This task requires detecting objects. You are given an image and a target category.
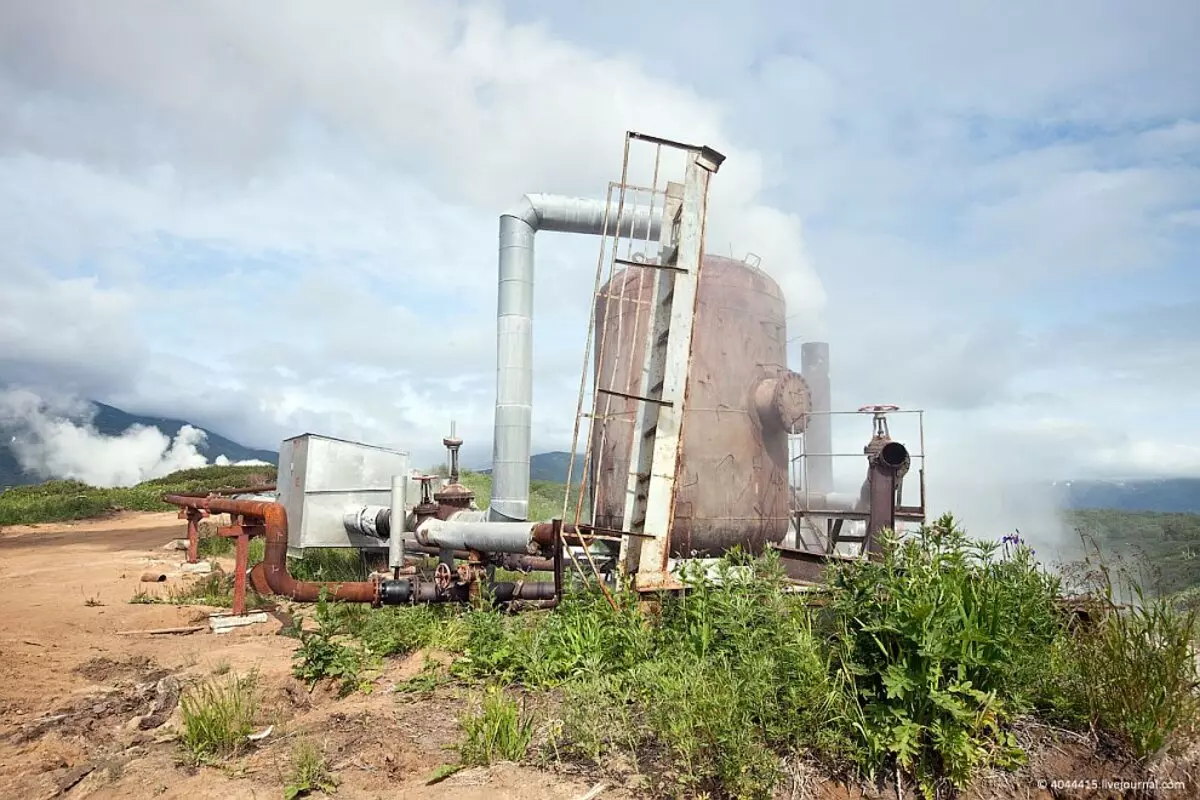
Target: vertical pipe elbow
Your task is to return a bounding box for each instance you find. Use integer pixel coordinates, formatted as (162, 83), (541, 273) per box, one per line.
(162, 495), (380, 604)
(491, 194), (667, 524)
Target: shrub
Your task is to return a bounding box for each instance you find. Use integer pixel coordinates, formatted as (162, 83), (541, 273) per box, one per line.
(179, 671), (261, 763)
(551, 556), (844, 798)
(823, 514), (1063, 797)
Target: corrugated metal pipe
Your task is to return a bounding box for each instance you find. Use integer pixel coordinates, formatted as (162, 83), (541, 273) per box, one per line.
(491, 194), (663, 522)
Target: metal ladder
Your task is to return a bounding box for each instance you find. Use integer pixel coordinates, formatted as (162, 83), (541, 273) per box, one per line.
(561, 132), (724, 595)
(611, 135), (723, 591)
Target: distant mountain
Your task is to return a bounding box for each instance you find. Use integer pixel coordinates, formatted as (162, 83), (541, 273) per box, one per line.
(1056, 478), (1200, 514)
(0, 400), (278, 488)
(89, 403), (278, 464)
(477, 451), (586, 484)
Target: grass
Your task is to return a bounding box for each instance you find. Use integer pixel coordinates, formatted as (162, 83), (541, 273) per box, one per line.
(284, 739), (338, 799)
(0, 464), (276, 526)
(1048, 536), (1200, 756)
(179, 670), (261, 764)
(130, 571), (273, 610)
(288, 516), (1199, 799)
(459, 685), (536, 766)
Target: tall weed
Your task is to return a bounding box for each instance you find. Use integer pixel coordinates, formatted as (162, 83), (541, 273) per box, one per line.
(824, 514), (1063, 797)
(179, 670), (261, 763)
(459, 685), (535, 765)
(1052, 539), (1199, 755)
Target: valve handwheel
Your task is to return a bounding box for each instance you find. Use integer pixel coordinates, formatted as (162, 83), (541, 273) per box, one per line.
(434, 562), (453, 591)
(858, 404), (900, 414)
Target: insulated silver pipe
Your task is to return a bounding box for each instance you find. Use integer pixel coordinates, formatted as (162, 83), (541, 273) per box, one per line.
(491, 194), (663, 522)
(415, 516), (541, 555)
(389, 475), (406, 570)
(800, 342), (832, 495)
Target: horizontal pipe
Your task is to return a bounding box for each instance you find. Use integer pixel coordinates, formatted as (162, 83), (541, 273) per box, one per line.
(416, 517), (540, 555)
(793, 490), (866, 513)
(378, 578), (557, 605)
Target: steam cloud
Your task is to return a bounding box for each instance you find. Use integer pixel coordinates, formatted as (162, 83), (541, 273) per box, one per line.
(0, 389), (269, 488)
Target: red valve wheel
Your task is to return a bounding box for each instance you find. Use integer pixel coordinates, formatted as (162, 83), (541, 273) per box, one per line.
(434, 562), (453, 591)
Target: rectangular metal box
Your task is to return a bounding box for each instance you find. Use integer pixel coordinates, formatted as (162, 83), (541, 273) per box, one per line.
(278, 433), (410, 556)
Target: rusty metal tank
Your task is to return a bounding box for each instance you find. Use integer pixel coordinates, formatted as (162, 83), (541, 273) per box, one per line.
(589, 254), (809, 556)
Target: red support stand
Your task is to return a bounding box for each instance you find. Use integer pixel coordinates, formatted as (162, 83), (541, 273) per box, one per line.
(217, 514), (266, 617)
(232, 529), (249, 616)
(183, 507), (206, 564)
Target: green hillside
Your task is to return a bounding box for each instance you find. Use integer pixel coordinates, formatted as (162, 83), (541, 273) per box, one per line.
(1066, 507), (1200, 597)
(0, 465), (588, 528)
(0, 464), (276, 526)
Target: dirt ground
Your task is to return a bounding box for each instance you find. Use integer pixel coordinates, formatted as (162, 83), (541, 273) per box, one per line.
(0, 513), (624, 800)
(1, 513), (1196, 800)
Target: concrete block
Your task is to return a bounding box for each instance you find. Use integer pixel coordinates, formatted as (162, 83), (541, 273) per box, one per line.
(208, 612), (270, 634)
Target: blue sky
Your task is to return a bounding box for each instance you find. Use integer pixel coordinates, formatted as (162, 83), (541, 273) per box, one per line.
(0, 0), (1198, 535)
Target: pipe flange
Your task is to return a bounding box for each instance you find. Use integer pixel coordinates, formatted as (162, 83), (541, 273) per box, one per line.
(754, 371), (811, 433)
(774, 371), (811, 432)
(433, 482), (475, 505)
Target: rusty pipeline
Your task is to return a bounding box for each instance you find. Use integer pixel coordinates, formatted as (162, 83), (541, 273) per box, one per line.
(864, 440), (909, 553)
(163, 494), (559, 606)
(163, 494), (381, 604)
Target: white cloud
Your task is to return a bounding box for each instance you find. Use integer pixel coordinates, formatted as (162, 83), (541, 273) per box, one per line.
(0, 388), (208, 486)
(0, 0), (1196, 533)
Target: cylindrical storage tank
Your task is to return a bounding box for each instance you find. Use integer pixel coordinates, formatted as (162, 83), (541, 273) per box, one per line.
(589, 254), (807, 556)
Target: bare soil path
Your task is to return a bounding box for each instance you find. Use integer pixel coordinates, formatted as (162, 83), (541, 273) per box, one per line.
(0, 513), (613, 799)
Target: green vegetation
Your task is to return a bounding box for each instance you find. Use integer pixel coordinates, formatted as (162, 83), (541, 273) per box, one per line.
(1047, 537), (1200, 756)
(179, 670), (262, 764)
(289, 515), (1198, 799)
(455, 469), (588, 523)
(290, 594), (466, 697)
(8, 464), (1199, 794)
(0, 464), (276, 526)
(1066, 508), (1200, 596)
(131, 571), (274, 610)
(825, 520), (1059, 794)
(459, 685), (536, 765)
(284, 739), (339, 799)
